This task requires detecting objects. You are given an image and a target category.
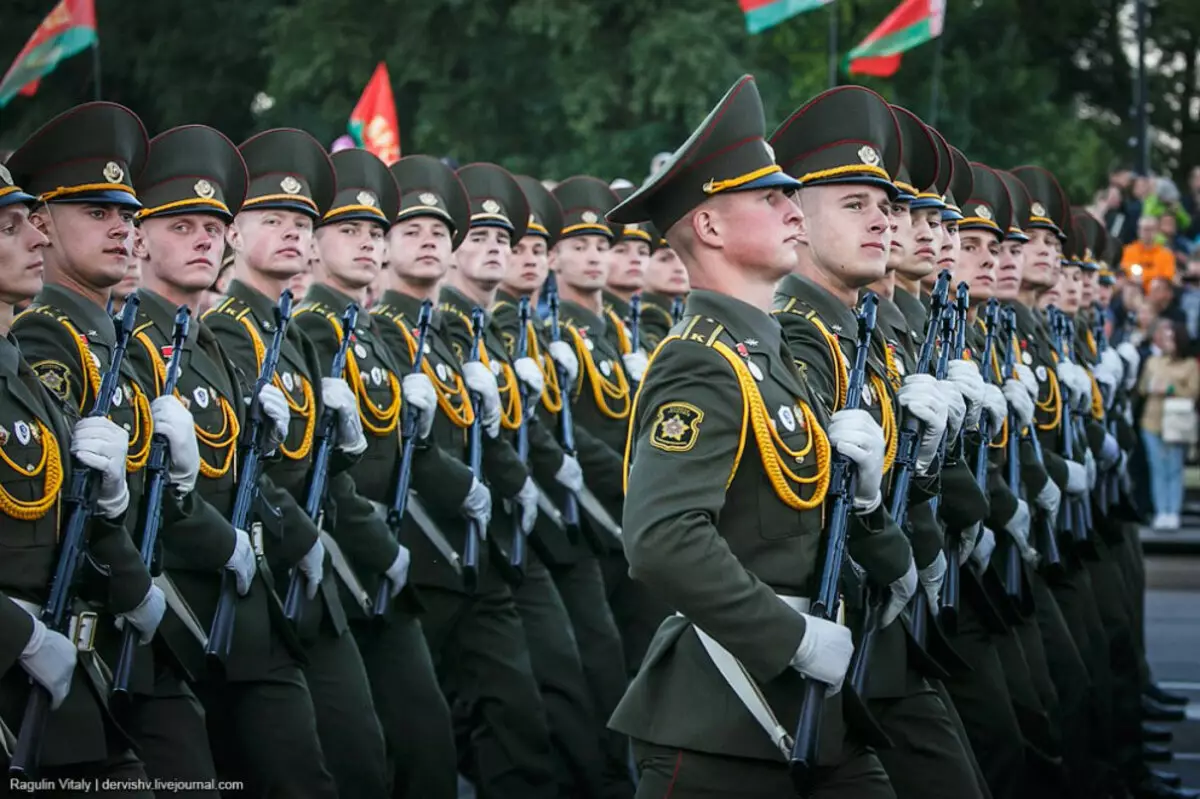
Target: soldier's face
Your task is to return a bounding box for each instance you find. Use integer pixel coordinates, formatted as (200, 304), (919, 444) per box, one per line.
(1061, 267), (1082, 312)
(887, 200), (911, 272)
(935, 220), (960, 280)
(608, 239), (649, 292)
(1097, 283), (1113, 305)
(140, 213), (227, 293)
(796, 184), (892, 286)
(505, 235), (549, 296)
(995, 238), (1025, 300)
(315, 219), (385, 291)
(955, 230), (999, 300)
(0, 204), (49, 304)
(1080, 270), (1097, 304)
(387, 217), (453, 284)
(32, 202), (136, 290)
(900, 208), (941, 281)
(229, 209), (313, 279)
(455, 225), (510, 289)
(551, 234), (611, 292)
(1037, 266), (1064, 309)
(645, 246), (689, 296)
(1022, 228), (1057, 290)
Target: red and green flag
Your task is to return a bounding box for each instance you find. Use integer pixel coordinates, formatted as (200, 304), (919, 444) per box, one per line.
(348, 63), (401, 166)
(0, 0), (97, 108)
(847, 0), (946, 78)
(740, 0), (835, 35)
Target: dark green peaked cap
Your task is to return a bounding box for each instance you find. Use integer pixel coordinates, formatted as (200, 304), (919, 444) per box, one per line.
(1010, 165), (1068, 240)
(554, 176), (620, 240)
(943, 145), (972, 221)
(928, 128), (954, 201)
(389, 154), (471, 250)
(515, 175), (563, 247)
(1061, 214), (1084, 266)
(996, 170), (1032, 242)
(323, 148), (398, 228)
(891, 105), (940, 204)
(136, 125), (247, 222)
(959, 163), (1011, 239)
(239, 128), (335, 219)
(456, 162), (529, 241)
(0, 162), (35, 209)
(608, 75), (800, 232)
(1072, 209), (1106, 271)
(7, 101), (147, 209)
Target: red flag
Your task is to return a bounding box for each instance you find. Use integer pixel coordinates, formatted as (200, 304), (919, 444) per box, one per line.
(348, 63), (401, 165)
(0, 0), (97, 108)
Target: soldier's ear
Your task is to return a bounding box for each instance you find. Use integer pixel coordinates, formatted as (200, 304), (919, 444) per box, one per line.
(132, 226), (149, 260)
(226, 219), (243, 253)
(792, 190), (810, 246)
(29, 206), (51, 236)
(691, 207), (720, 249)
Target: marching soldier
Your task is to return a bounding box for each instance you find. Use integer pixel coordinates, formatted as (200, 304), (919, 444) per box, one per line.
(637, 225), (688, 352)
(603, 187), (651, 380)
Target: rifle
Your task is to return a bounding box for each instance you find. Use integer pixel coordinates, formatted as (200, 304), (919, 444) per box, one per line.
(9, 294), (141, 777)
(1061, 315), (1096, 532)
(1093, 302), (1119, 513)
(505, 298), (534, 583)
(112, 305), (190, 701)
(375, 300), (434, 617)
(934, 289), (963, 630)
(1046, 307), (1089, 549)
(671, 295), (685, 326)
(789, 292), (878, 796)
(461, 307), (487, 593)
(205, 290), (293, 667)
(629, 293), (642, 355)
(545, 273), (581, 536)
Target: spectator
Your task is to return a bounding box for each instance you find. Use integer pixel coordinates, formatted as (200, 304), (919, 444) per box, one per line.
(1183, 165), (1200, 238)
(1158, 210), (1194, 260)
(1137, 319), (1200, 529)
(1122, 215), (1178, 290)
(1105, 169), (1143, 244)
(1179, 250), (1200, 342)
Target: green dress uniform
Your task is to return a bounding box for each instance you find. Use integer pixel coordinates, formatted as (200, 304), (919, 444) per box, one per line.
(292, 147), (458, 799)
(607, 75), (909, 799)
(370, 154), (557, 799)
(202, 129), (388, 798)
(5, 102), (220, 794)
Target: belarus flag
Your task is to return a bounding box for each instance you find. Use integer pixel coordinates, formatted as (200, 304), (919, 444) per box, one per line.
(740, 0), (835, 35)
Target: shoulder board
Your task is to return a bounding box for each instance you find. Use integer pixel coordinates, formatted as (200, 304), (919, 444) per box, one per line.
(133, 318), (158, 338)
(674, 315), (729, 349)
(437, 303), (474, 331)
(15, 304), (73, 328)
(202, 295), (250, 322)
(493, 299), (515, 314)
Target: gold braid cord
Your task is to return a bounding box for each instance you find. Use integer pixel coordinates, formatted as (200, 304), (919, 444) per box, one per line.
(320, 312), (401, 436)
(604, 308), (632, 356)
(377, 309), (475, 429)
(869, 373), (898, 475)
(527, 322), (563, 413)
(442, 305), (523, 430)
(0, 419), (62, 521)
(1035, 352), (1062, 431)
(238, 316), (315, 461)
(567, 324), (630, 420)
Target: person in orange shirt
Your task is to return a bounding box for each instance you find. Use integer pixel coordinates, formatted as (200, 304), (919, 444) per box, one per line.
(1122, 215), (1178, 290)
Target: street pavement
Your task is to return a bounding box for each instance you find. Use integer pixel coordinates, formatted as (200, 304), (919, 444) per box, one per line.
(1145, 554), (1200, 788)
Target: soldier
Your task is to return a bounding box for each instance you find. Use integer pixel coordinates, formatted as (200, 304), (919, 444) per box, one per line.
(637, 225), (689, 352)
(609, 73), (912, 798)
(204, 128), (389, 797)
(602, 187), (651, 378)
(0, 143), (155, 798)
(291, 146), (459, 798)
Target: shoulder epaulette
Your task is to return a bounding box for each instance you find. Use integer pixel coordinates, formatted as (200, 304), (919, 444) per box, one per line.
(674, 315), (728, 348)
(202, 295), (250, 322)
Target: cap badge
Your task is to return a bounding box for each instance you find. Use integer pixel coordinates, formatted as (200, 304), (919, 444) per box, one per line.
(581, 210), (599, 224)
(975, 205), (993, 221)
(0, 164), (11, 186)
(103, 161), (124, 184)
(419, 192), (438, 206)
(357, 191), (377, 207)
(528, 213), (537, 225)
(482, 199), (501, 214)
(1031, 202), (1047, 218)
(857, 146), (880, 167)
(280, 176), (302, 195)
(194, 179), (215, 199)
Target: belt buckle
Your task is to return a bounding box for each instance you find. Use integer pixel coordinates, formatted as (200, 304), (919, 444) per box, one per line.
(69, 612), (98, 652)
(250, 522), (265, 557)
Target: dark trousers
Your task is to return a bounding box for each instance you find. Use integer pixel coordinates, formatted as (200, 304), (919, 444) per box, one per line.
(599, 549), (670, 679)
(124, 667), (220, 798)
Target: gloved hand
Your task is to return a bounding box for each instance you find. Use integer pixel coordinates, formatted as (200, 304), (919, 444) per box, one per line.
(115, 584), (166, 645)
(1057, 362), (1090, 412)
(514, 477), (539, 534)
(980, 383), (1008, 432)
(1065, 460), (1088, 496)
(225, 527), (257, 596)
(548, 341), (579, 384)
(1116, 342), (1140, 390)
(1099, 432), (1121, 470)
(970, 527), (997, 571)
(896, 374), (948, 474)
(462, 361), (502, 439)
(790, 613), (855, 696)
(1084, 448), (1097, 490)
(150, 395), (200, 494)
(298, 538), (325, 600)
(1071, 365), (1094, 412)
(947, 359), (985, 431)
(321, 377), (367, 455)
(622, 351), (649, 383)
(881, 559), (918, 628)
(461, 477), (492, 536)
(1002, 379), (1035, 430)
(385, 545), (411, 598)
(554, 454), (584, 493)
(959, 523), (981, 566)
(71, 417), (130, 519)
(827, 409), (885, 513)
(258, 383), (291, 448)
(1004, 499), (1033, 557)
(401, 373), (437, 439)
(1036, 477), (1062, 522)
(919, 551), (947, 614)
(1015, 363), (1039, 401)
(19, 615), (77, 710)
(941, 381), (967, 441)
(1096, 350), (1123, 406)
(513, 356), (545, 397)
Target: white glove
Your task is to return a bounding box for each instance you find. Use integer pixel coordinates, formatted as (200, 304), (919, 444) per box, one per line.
(150, 395), (200, 494)
(1084, 448), (1097, 490)
(115, 584), (166, 645)
(1057, 362), (1090, 411)
(827, 409), (885, 513)
(896, 374), (948, 474)
(19, 615), (77, 710)
(554, 454), (584, 493)
(1035, 477), (1062, 522)
(385, 545), (411, 598)
(941, 381), (967, 441)
(980, 384), (1007, 433)
(1116, 342), (1140, 391)
(225, 528), (257, 596)
(947, 360), (985, 431)
(258, 383), (291, 447)
(622, 351), (649, 383)
(71, 417), (130, 519)
(548, 341), (579, 384)
(1071, 366), (1093, 411)
(462, 361), (502, 438)
(401, 373), (436, 439)
(970, 527), (997, 571)
(1065, 460), (1088, 495)
(918, 551), (947, 614)
(461, 477), (492, 536)
(515, 477), (539, 534)
(1096, 350), (1122, 405)
(298, 538), (325, 600)
(1015, 363), (1039, 401)
(321, 377), (367, 455)
(790, 613), (855, 696)
(1002, 379), (1035, 430)
(959, 523), (981, 566)
(513, 357), (545, 397)
(1099, 432), (1121, 470)
(1004, 499), (1033, 556)
(881, 559), (918, 629)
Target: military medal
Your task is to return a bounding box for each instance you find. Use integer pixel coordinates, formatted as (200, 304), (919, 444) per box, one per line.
(1036, 365), (1047, 382)
(584, 338), (594, 351)
(354, 344), (368, 359)
(14, 420), (30, 446)
(194, 386), (210, 409)
(778, 405), (796, 432)
(112, 386), (123, 406)
(1022, 351), (1033, 365)
(123, 384), (133, 403)
(283, 372), (295, 391)
(371, 366), (384, 386)
(0, 425), (10, 446)
(748, 361), (764, 381)
(436, 363), (449, 382)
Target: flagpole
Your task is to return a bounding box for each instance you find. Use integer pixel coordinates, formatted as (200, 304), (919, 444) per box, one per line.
(91, 40), (100, 100)
(827, 1), (839, 89)
(928, 26), (943, 126)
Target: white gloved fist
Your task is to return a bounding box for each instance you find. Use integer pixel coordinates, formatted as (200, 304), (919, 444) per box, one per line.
(513, 356), (545, 397)
(881, 559), (918, 629)
(150, 395), (200, 494)
(401, 373), (437, 439)
(71, 416), (131, 519)
(827, 409), (885, 513)
(115, 584), (166, 645)
(1004, 499), (1033, 555)
(941, 380), (967, 441)
(622, 351), (649, 383)
(980, 383), (1008, 432)
(554, 454), (584, 493)
(225, 527), (258, 596)
(1065, 460), (1088, 496)
(896, 373), (948, 474)
(790, 613), (855, 696)
(385, 545), (411, 598)
(299, 538), (325, 600)
(1036, 477), (1062, 522)
(461, 477), (492, 537)
(515, 477), (539, 534)
(1015, 363), (1039, 401)
(1002, 379), (1035, 430)
(462, 361), (502, 439)
(1099, 432), (1121, 470)
(19, 614), (77, 710)
(1084, 448), (1097, 490)
(1096, 350), (1122, 405)
(258, 383), (291, 447)
(548, 341), (579, 384)
(959, 523), (981, 566)
(919, 551), (946, 614)
(947, 359), (985, 430)
(321, 377), (367, 455)
(1116, 342), (1140, 391)
(1057, 362), (1090, 412)
(970, 527), (997, 571)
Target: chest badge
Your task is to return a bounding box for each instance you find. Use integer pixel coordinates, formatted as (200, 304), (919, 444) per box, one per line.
(584, 338), (595, 351)
(1036, 365), (1048, 383)
(747, 360), (764, 381)
(1022, 351), (1033, 366)
(14, 420), (30, 446)
(862, 382), (874, 407)
(112, 386), (123, 407)
(600, 360), (612, 377)
(371, 366), (384, 386)
(0, 425), (9, 446)
(490, 360), (502, 377)
(282, 372), (295, 392)
(194, 386), (211, 409)
(778, 405), (797, 432)
(435, 362), (450, 382)
(354, 344), (368, 359)
(650, 401), (704, 453)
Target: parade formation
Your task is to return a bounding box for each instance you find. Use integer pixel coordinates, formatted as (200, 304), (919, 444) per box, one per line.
(0, 76), (1192, 799)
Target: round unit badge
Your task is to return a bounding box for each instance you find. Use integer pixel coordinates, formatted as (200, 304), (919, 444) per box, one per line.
(354, 344), (368, 359)
(282, 372), (295, 392)
(194, 386), (210, 409)
(778, 405), (796, 432)
(600, 360), (612, 377)
(14, 421), (30, 446)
